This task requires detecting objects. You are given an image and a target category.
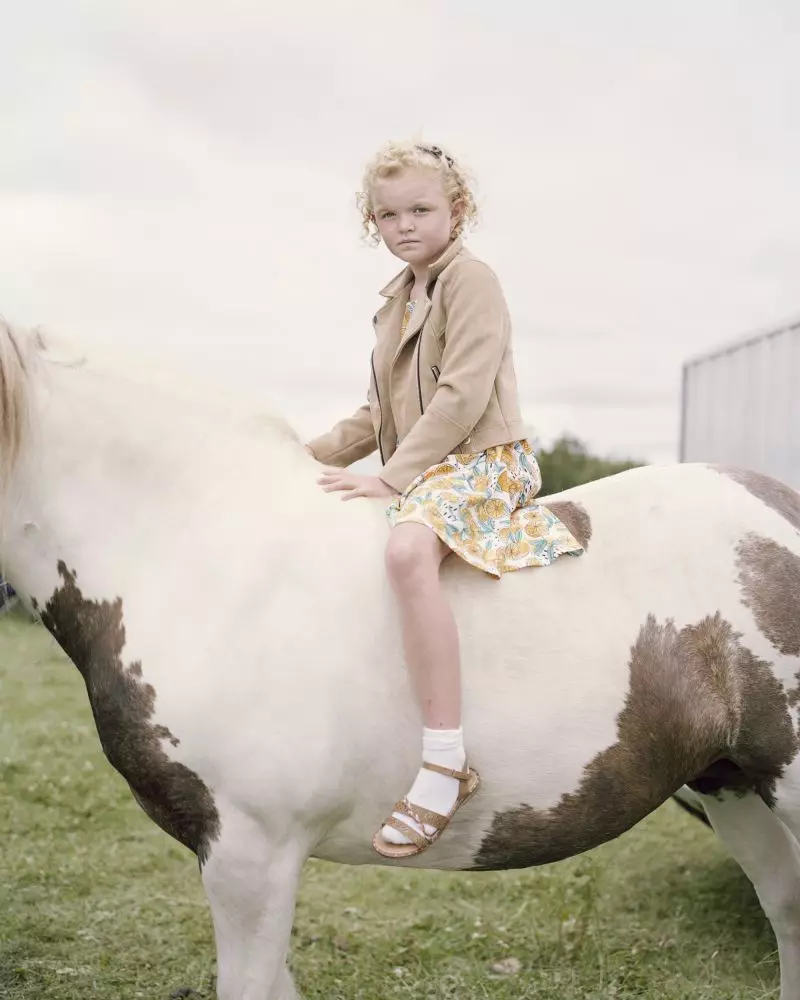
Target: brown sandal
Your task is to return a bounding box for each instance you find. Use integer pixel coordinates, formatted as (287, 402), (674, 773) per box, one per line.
(372, 761), (481, 859)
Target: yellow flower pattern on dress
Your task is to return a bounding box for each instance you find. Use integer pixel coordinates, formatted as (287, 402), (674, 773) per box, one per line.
(387, 439), (583, 576)
(386, 300), (583, 576)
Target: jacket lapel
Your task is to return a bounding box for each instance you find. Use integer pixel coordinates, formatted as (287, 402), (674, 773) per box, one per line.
(394, 297), (432, 359)
(376, 237), (464, 366)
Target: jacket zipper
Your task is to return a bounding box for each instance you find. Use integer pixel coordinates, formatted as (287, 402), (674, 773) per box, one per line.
(415, 338), (424, 415)
(370, 351), (385, 464)
(414, 288), (438, 415)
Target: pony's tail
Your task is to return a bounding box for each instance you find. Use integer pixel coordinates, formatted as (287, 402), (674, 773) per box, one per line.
(0, 316), (33, 487)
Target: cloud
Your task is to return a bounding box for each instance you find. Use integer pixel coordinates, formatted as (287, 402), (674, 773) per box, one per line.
(2, 1), (799, 464)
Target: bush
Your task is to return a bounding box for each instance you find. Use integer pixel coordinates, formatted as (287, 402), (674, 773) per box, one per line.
(536, 435), (641, 497)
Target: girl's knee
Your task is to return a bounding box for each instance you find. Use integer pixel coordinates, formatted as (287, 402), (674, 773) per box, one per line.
(385, 529), (439, 583)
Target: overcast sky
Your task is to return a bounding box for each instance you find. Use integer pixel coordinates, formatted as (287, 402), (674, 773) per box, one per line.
(3, 1), (799, 465)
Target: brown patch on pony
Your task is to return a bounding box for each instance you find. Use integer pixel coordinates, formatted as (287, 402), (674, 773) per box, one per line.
(472, 613), (797, 871)
(33, 561), (221, 864)
(717, 466), (800, 533)
(736, 534), (800, 658)
(543, 501), (592, 550)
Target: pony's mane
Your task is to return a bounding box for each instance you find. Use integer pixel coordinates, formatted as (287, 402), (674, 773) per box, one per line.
(0, 317), (39, 490)
(0, 317), (303, 494)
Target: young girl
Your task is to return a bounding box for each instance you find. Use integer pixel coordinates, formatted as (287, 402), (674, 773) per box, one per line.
(306, 141), (582, 859)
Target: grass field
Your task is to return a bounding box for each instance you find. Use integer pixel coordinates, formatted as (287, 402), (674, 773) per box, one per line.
(0, 608), (780, 999)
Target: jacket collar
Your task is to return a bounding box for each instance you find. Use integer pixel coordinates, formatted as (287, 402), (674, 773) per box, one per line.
(378, 237), (464, 299)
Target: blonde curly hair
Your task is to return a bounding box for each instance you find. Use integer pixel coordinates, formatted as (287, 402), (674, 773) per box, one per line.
(356, 140), (478, 246)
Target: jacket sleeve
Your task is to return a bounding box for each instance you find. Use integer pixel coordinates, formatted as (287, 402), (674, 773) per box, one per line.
(379, 261), (510, 492)
(306, 398), (377, 467)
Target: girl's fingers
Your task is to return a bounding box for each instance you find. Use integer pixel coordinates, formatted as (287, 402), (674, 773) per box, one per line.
(317, 470), (371, 497)
(321, 478), (360, 492)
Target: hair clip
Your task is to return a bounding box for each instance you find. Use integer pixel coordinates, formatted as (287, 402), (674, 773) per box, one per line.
(416, 144), (454, 168)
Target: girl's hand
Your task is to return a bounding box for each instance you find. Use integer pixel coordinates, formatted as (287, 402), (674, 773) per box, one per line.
(317, 469), (397, 501)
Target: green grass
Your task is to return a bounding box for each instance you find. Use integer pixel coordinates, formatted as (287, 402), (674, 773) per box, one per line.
(0, 608), (780, 999)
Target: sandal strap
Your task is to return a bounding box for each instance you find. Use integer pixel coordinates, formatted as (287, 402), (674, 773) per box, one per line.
(382, 814), (429, 849)
(394, 796), (448, 833)
(421, 761), (473, 782)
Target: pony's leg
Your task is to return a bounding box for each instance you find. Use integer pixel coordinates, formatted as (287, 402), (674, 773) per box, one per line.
(699, 789), (800, 999)
(201, 811), (306, 1000)
(770, 761), (800, 838)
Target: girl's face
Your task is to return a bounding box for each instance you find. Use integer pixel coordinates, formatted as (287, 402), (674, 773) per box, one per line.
(371, 169), (458, 270)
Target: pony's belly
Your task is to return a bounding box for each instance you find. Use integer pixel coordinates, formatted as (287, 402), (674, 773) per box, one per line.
(312, 710), (647, 872)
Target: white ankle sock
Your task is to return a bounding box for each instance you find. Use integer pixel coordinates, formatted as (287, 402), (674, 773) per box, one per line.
(382, 727), (466, 846)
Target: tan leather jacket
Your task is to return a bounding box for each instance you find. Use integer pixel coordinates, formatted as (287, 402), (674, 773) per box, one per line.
(307, 238), (527, 492)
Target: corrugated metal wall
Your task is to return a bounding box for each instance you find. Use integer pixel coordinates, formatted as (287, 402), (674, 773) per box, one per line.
(680, 318), (800, 489)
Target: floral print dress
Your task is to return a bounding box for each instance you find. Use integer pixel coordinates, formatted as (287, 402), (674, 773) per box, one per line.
(386, 302), (584, 577)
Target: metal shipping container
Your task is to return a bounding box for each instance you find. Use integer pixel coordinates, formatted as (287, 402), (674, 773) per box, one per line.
(680, 316), (800, 489)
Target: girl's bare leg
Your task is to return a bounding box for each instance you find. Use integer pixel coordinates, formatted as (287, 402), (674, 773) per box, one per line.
(380, 522), (468, 846)
(387, 523), (460, 727)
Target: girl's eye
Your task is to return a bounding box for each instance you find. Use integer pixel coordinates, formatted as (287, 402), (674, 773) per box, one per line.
(413, 207), (430, 214)
(380, 211), (395, 220)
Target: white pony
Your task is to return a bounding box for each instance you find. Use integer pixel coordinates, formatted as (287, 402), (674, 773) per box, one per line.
(1, 319), (800, 1000)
